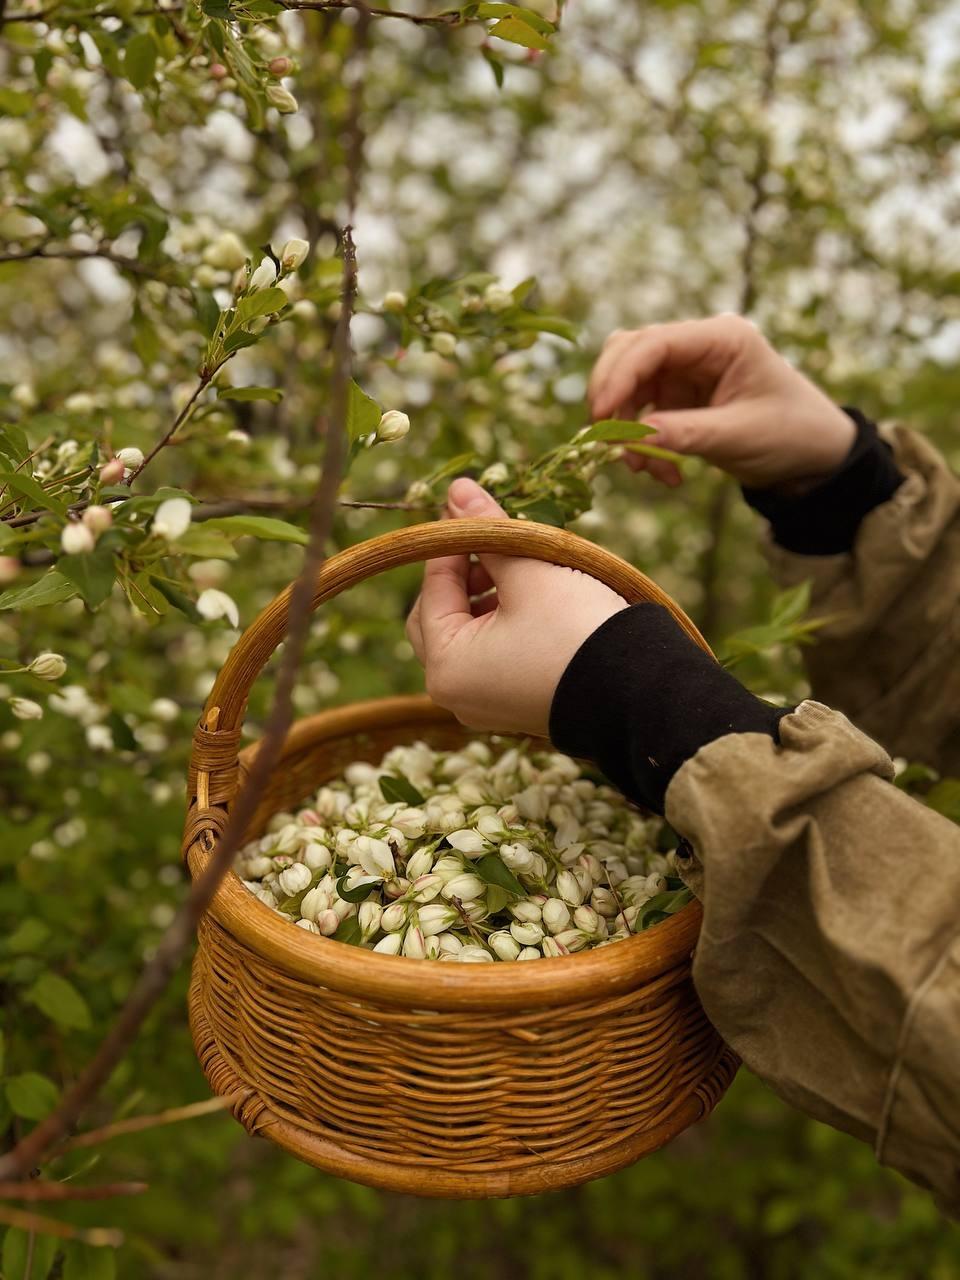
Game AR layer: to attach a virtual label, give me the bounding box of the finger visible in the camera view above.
[622,450,648,474]
[587,328,644,415]
[445,478,533,607]
[405,592,425,663]
[586,327,640,407]
[467,559,495,598]
[644,456,684,487]
[642,402,747,466]
[589,317,747,421]
[419,553,473,658]
[470,590,499,617]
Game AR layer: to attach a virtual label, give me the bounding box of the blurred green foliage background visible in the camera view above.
[1,0,959,1273]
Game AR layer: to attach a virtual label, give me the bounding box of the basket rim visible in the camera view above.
[185,694,702,1012]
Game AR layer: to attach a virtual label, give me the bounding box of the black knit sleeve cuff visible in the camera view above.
[741,408,905,555]
[548,603,790,815]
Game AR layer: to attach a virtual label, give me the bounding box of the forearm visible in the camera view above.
[746,419,960,769]
[550,612,960,1216]
[667,704,960,1218]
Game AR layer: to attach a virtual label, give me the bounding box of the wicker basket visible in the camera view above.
[183,518,738,1198]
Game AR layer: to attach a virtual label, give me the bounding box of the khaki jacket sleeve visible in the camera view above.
[668,702,960,1217]
[766,427,960,772]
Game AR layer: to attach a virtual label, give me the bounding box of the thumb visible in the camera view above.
[445,477,528,603]
[447,476,507,519]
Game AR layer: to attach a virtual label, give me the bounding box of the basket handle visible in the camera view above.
[186,519,712,834]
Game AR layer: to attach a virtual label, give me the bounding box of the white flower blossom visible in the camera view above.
[151,497,192,541]
[196,589,240,628]
[375,410,411,443]
[280,237,309,271]
[248,258,277,291]
[9,697,43,721]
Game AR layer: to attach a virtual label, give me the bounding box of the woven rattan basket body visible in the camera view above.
[184,520,738,1198]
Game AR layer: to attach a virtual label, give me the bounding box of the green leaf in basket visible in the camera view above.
[332,916,363,946]
[336,873,379,904]
[475,854,524,898]
[379,774,425,806]
[635,888,692,931]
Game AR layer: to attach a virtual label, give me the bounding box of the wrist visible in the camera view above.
[742,409,905,555]
[549,604,790,814]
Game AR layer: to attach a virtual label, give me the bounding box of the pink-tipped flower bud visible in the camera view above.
[268,56,292,77]
[316,909,340,936]
[0,557,19,585]
[209,62,228,80]
[99,457,125,485]
[82,505,113,534]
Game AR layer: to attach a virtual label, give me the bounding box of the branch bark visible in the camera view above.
[0,13,370,1183]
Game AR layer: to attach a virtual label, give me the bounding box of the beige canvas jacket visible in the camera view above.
[669,427,960,1216]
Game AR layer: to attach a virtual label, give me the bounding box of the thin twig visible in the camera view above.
[0,1180,147,1202]
[125,374,211,487]
[0,1203,122,1247]
[0,243,179,284]
[0,12,369,1184]
[61,1094,240,1152]
[2,0,458,22]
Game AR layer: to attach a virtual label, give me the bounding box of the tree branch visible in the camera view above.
[0,242,179,284]
[0,12,370,1183]
[0,1180,147,1202]
[125,373,211,487]
[2,0,458,23]
[61,1094,240,1151]
[0,1203,123,1247]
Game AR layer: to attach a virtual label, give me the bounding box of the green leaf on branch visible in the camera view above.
[379,774,425,806]
[623,442,687,464]
[217,385,284,403]
[506,496,567,527]
[581,419,657,443]
[174,528,238,559]
[476,854,524,897]
[474,2,555,34]
[0,469,69,516]
[346,380,382,443]
[771,580,812,627]
[151,577,201,621]
[193,288,222,337]
[235,287,288,326]
[926,779,960,824]
[63,1243,117,1280]
[58,547,117,609]
[0,570,78,611]
[201,515,308,544]
[487,15,551,49]
[6,1070,60,1120]
[26,971,93,1030]
[124,33,158,90]
[508,312,576,341]
[3,1230,57,1280]
[223,329,261,355]
[482,46,505,88]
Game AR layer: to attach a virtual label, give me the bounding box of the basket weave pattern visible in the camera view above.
[183,522,739,1198]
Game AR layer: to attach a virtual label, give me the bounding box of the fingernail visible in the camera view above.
[448,477,490,515]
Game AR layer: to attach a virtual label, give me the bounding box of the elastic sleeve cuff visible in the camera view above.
[548,603,790,814]
[742,408,905,555]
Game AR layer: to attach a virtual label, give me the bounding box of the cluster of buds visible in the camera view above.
[236,738,690,962]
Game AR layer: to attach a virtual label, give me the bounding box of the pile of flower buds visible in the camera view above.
[235,739,691,962]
